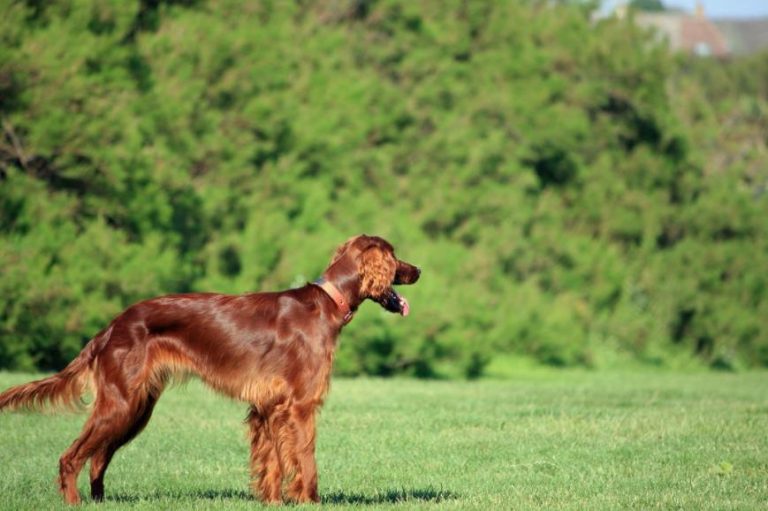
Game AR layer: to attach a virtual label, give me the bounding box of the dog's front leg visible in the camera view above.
[247,408,282,503]
[285,402,319,503]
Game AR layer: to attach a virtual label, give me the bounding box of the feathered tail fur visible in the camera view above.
[0,326,111,413]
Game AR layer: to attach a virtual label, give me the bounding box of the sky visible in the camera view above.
[606,1,768,18]
[667,0,768,18]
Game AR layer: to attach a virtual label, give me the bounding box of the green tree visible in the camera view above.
[630,0,666,11]
[1,0,766,375]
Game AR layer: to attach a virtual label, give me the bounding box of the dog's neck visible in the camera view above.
[316,251,367,324]
[313,277,353,324]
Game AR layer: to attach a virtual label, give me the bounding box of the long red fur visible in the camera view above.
[0,235,420,505]
[0,326,112,412]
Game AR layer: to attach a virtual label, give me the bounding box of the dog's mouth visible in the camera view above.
[379,288,410,316]
[381,261,419,316]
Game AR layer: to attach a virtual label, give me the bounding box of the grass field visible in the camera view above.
[0,371,766,510]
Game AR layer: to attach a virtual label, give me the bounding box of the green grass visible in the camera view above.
[1,371,767,510]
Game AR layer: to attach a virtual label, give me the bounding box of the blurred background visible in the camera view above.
[1,0,766,378]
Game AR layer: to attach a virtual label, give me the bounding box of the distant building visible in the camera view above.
[713,18,768,56]
[632,2,729,57]
[614,1,768,57]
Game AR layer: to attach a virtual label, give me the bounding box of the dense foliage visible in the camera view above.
[1,0,767,376]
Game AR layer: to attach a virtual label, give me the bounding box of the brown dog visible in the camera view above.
[0,234,420,504]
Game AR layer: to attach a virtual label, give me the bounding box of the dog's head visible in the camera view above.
[328,234,420,315]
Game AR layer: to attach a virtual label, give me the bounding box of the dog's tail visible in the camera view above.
[0,325,112,413]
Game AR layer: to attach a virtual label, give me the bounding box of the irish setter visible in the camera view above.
[0,234,420,505]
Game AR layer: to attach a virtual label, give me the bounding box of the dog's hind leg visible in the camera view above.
[58,406,123,503]
[58,378,155,505]
[89,394,158,501]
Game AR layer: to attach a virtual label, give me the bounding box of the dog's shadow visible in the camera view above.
[106,488,251,503]
[107,486,457,505]
[324,486,457,504]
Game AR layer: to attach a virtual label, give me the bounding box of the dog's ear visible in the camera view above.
[359,246,396,298]
[329,234,377,266]
[329,237,356,266]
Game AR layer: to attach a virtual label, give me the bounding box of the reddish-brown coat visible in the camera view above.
[0,235,420,505]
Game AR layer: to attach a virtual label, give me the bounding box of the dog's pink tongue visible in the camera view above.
[399,295,410,316]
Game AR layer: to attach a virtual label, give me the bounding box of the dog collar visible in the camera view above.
[313,278,353,323]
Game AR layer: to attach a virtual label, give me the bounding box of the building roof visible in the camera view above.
[680,15,729,56]
[634,11,729,57]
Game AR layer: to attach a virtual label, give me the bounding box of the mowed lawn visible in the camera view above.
[0,371,766,510]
